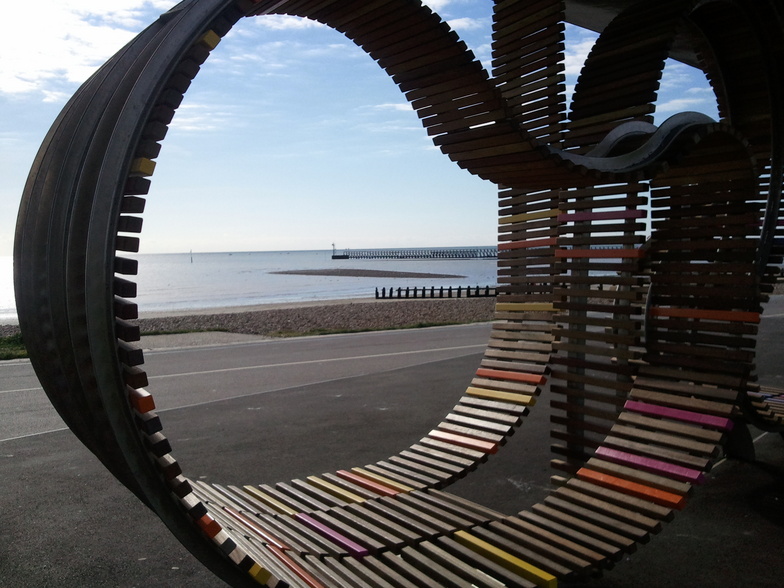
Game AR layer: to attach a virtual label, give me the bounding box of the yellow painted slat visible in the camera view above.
[453,530,558,588]
[500,209,559,225]
[305,475,366,504]
[199,30,221,50]
[242,485,299,517]
[466,386,537,406]
[130,157,156,176]
[247,563,272,584]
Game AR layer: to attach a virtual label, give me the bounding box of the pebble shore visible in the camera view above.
[133,298,496,336]
[0,298,494,339]
[5,283,783,339]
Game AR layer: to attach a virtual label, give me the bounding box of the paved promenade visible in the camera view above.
[1,317,782,587]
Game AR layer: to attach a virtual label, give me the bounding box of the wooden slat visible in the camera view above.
[437,535,539,588]
[575,468,685,510]
[453,530,558,588]
[339,502,422,546]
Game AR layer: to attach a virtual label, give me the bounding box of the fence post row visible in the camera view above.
[375,286,497,299]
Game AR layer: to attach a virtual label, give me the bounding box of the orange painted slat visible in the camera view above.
[475,367,546,385]
[649,307,760,323]
[196,514,222,538]
[576,467,686,510]
[127,387,155,413]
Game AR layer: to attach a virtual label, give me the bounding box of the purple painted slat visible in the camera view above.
[624,400,734,431]
[557,209,646,223]
[295,513,370,558]
[595,447,706,484]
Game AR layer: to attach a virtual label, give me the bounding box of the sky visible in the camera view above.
[0,0,719,256]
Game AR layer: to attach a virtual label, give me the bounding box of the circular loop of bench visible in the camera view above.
[13,0,783,585]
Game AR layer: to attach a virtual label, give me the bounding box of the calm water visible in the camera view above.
[0,249,498,323]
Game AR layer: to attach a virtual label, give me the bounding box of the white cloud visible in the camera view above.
[356,121,422,135]
[447,17,485,31]
[166,103,238,133]
[41,90,72,104]
[2,1,178,100]
[423,0,454,11]
[659,62,698,92]
[563,36,596,77]
[372,103,413,112]
[248,14,325,30]
[656,97,712,113]
[211,37,359,80]
[564,83,576,105]
[655,60,717,118]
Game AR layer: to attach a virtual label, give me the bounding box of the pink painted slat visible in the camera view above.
[498,237,558,251]
[223,506,291,551]
[595,447,706,484]
[555,248,643,259]
[295,513,370,558]
[624,400,734,431]
[557,209,646,223]
[335,469,399,497]
[266,543,328,588]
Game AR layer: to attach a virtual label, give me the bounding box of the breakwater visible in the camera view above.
[375,285,497,299]
[333,247,497,260]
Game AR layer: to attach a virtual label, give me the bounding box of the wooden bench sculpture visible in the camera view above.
[14,0,784,586]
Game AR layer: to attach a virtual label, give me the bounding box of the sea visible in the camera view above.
[0,248,498,324]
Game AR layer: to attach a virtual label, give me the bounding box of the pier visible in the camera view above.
[332,247,497,260]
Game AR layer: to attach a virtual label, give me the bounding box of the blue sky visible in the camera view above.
[0,0,719,255]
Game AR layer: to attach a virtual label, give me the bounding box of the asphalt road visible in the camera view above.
[1,320,783,587]
[0,323,492,443]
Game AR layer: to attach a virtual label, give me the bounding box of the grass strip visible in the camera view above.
[0,334,27,360]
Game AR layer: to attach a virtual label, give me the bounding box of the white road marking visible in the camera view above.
[0,386,43,395]
[148,344,486,380]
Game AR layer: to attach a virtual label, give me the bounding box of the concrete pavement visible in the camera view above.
[1,320,782,587]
